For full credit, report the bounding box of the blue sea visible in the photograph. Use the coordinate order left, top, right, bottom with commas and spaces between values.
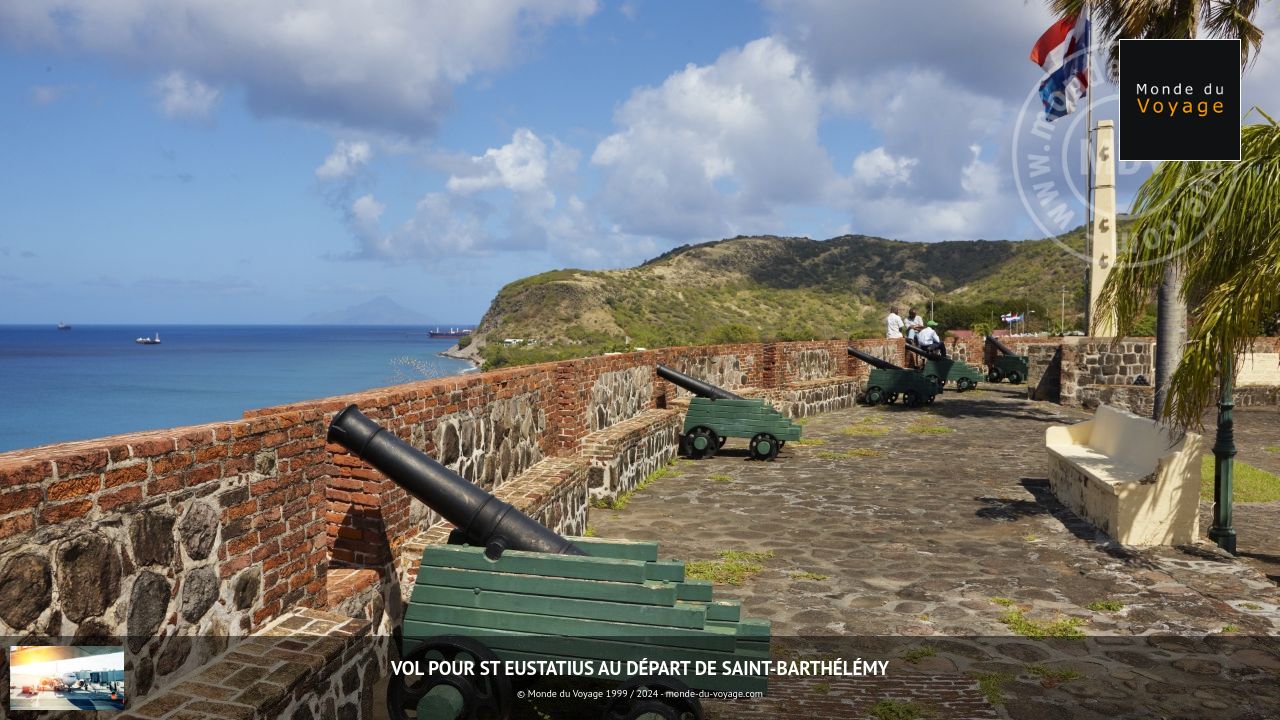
0, 325, 474, 453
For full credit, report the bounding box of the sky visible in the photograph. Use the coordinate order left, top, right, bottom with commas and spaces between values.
1, 0, 1278, 324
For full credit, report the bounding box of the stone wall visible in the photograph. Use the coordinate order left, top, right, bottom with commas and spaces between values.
588, 366, 653, 432
782, 346, 840, 382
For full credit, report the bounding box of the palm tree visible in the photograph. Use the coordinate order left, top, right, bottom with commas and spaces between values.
1096, 114, 1280, 429
1046, 0, 1265, 420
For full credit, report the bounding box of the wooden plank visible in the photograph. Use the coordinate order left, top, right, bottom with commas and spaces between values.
564, 538, 659, 562
404, 606, 737, 652
675, 580, 712, 602
419, 545, 649, 583
678, 600, 741, 622
643, 561, 684, 583
409, 585, 706, 629
417, 567, 677, 606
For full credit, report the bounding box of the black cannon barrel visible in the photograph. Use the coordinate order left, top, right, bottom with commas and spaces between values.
905, 342, 946, 362
656, 364, 744, 400
327, 405, 585, 556
847, 346, 904, 371
985, 335, 1017, 357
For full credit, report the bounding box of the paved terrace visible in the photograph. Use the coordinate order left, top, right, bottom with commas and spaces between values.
592, 385, 1280, 720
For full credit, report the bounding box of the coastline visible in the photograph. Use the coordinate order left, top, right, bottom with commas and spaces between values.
439, 341, 482, 369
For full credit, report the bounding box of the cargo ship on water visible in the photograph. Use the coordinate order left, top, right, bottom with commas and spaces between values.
428, 327, 472, 339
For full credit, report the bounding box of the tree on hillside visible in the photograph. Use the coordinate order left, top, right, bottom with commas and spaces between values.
1096, 115, 1280, 429
1046, 0, 1265, 420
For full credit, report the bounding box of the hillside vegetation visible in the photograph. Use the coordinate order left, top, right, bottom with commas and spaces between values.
467, 225, 1096, 367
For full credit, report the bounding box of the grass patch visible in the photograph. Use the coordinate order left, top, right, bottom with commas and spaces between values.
1199, 456, 1280, 503
794, 437, 827, 446
1027, 664, 1082, 686
990, 597, 1016, 607
901, 645, 937, 664
869, 699, 929, 720
973, 672, 1010, 705
1022, 533, 1040, 542
1086, 600, 1124, 612
794, 416, 812, 426
583, 525, 597, 537
906, 423, 953, 435
708, 473, 734, 483
1222, 624, 1240, 633
791, 571, 829, 581
1265, 445, 1280, 453
1242, 602, 1262, 610
841, 418, 890, 436
811, 681, 830, 694
592, 461, 679, 510
1000, 609, 1086, 639
684, 550, 775, 585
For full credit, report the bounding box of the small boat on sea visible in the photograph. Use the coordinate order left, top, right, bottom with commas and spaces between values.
135, 333, 161, 345
56, 322, 71, 330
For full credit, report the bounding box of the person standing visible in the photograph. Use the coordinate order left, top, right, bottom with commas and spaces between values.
885, 307, 905, 339
904, 307, 925, 344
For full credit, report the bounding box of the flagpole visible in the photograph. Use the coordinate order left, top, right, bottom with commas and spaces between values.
1084, 0, 1094, 334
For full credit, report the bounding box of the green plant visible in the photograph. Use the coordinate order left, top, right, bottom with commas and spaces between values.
709, 473, 734, 483
990, 597, 1016, 607
840, 418, 890, 436
794, 437, 826, 446
1027, 664, 1082, 686
818, 449, 883, 459
791, 571, 828, 581
973, 672, 1010, 706
592, 461, 680, 510
1000, 609, 1086, 639
1200, 456, 1280, 503
1222, 624, 1240, 633
811, 681, 831, 694
684, 550, 774, 585
583, 525, 597, 537
869, 699, 929, 720
711, 323, 759, 344
901, 645, 937, 664
906, 423, 953, 435
1242, 602, 1263, 610
1087, 600, 1124, 612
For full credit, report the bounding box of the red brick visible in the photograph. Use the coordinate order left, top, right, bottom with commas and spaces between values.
0, 487, 43, 515
195, 445, 228, 463
184, 463, 221, 486
40, 499, 93, 524
152, 453, 192, 475
220, 554, 251, 578
53, 450, 109, 477
47, 474, 102, 501
226, 533, 257, 556
131, 438, 175, 457
98, 486, 143, 512
104, 463, 148, 488
146, 475, 183, 496
0, 461, 52, 486
0, 512, 35, 540
231, 438, 262, 456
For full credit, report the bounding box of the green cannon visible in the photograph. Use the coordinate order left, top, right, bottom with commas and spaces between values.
329, 406, 769, 720
846, 346, 939, 407
905, 342, 983, 393
984, 335, 1028, 384
657, 364, 801, 461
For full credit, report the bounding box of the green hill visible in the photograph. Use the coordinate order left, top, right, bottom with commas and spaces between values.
467, 225, 1095, 368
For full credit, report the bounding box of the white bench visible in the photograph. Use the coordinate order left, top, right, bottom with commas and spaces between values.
1045, 404, 1202, 546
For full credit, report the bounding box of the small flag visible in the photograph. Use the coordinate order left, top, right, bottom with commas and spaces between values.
1030, 14, 1090, 120
1001, 313, 1023, 323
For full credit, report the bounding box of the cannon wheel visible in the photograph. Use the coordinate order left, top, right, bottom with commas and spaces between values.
749, 433, 780, 461
1008, 370, 1023, 385
885, 392, 899, 404
987, 369, 1002, 383
684, 427, 719, 459
925, 374, 944, 394
387, 635, 513, 720
865, 386, 884, 405
902, 389, 923, 408
601, 676, 704, 720
956, 377, 975, 392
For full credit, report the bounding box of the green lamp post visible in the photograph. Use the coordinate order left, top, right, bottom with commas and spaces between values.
1207, 359, 1236, 555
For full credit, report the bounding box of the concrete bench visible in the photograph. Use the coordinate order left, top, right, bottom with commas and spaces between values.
1045, 404, 1202, 546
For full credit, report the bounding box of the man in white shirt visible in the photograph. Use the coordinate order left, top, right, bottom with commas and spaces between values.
904, 307, 924, 344
917, 320, 944, 355
885, 307, 905, 339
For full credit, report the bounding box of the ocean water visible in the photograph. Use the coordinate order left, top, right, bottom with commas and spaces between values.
0, 325, 473, 453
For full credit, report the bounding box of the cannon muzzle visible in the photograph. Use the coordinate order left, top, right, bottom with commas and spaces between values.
985, 335, 1017, 357
847, 346, 904, 371
656, 364, 744, 400
328, 405, 586, 557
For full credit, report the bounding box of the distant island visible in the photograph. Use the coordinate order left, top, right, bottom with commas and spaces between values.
456, 224, 1119, 368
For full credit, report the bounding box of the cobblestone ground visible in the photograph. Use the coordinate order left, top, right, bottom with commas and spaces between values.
592, 385, 1280, 720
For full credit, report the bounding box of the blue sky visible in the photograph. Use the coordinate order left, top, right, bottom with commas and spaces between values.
2, 1, 1278, 324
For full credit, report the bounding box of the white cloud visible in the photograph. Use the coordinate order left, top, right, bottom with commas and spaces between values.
155, 71, 221, 120
851, 148, 917, 189
315, 141, 373, 180
447, 129, 549, 195
591, 37, 837, 240
0, 1, 597, 136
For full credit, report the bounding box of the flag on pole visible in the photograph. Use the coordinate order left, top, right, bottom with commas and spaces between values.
1001, 313, 1023, 324
1029, 14, 1090, 120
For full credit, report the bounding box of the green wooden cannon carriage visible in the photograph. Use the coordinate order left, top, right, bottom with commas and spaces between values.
403, 539, 770, 719
905, 343, 983, 393
847, 347, 939, 407
658, 365, 801, 461
327, 406, 770, 720
984, 335, 1028, 384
